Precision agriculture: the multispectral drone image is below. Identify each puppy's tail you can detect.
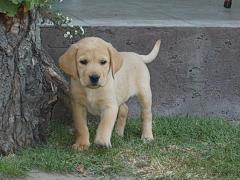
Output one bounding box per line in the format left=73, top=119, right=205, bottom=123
left=140, top=40, right=161, bottom=64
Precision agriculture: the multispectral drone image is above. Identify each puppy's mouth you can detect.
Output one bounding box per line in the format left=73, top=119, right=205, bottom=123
left=87, top=84, right=101, bottom=89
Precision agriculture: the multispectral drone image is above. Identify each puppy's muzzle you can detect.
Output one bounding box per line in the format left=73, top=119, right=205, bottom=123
left=89, top=74, right=100, bottom=85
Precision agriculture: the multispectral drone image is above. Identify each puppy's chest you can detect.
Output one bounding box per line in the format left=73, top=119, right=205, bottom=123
left=82, top=92, right=106, bottom=115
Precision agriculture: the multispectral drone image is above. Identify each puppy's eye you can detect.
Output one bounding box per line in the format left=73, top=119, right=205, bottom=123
left=100, top=60, right=107, bottom=65
left=80, top=59, right=88, bottom=65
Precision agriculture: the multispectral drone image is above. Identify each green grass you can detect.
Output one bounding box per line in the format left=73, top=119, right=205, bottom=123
left=0, top=116, right=240, bottom=179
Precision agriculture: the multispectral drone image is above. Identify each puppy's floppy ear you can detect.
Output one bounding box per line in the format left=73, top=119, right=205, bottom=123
left=58, top=44, right=78, bottom=79
left=108, top=45, right=123, bottom=78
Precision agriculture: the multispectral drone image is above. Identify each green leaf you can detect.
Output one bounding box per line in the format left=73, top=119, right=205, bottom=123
left=24, top=0, right=40, bottom=10
left=10, top=0, right=23, bottom=5
left=0, top=0, right=20, bottom=16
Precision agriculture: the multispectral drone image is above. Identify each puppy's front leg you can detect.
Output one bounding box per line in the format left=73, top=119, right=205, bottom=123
left=72, top=101, right=90, bottom=151
left=94, top=105, right=118, bottom=147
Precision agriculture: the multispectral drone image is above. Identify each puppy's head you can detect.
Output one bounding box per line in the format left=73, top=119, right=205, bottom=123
left=59, top=37, right=123, bottom=89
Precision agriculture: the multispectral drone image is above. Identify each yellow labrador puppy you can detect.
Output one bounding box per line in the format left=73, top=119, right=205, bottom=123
left=59, top=37, right=160, bottom=150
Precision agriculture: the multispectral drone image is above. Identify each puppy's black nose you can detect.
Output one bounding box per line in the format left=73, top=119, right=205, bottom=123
left=89, top=74, right=100, bottom=84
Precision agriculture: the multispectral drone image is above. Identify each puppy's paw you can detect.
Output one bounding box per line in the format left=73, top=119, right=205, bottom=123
left=115, top=127, right=124, bottom=137
left=141, top=133, right=154, bottom=142
left=72, top=142, right=90, bottom=151
left=94, top=137, right=112, bottom=148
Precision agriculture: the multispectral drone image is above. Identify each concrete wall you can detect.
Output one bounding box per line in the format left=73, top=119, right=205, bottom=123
left=41, top=27, right=240, bottom=120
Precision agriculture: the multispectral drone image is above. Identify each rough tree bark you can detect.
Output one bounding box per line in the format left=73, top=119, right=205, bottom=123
left=0, top=11, right=69, bottom=155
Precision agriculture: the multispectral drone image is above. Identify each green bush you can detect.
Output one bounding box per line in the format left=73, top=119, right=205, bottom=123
left=0, top=0, right=84, bottom=39
left=0, top=0, right=53, bottom=16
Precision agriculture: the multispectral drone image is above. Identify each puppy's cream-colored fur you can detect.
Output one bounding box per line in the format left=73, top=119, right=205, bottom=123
left=59, top=37, right=160, bottom=150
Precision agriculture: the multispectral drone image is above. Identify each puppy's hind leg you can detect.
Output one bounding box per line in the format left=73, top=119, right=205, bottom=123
left=137, top=86, right=154, bottom=141
left=115, top=103, right=128, bottom=137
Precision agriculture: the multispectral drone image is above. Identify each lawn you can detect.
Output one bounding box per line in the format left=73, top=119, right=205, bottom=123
left=0, top=116, right=240, bottom=179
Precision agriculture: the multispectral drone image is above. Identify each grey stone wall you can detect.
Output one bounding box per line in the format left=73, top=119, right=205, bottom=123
left=41, top=27, right=240, bottom=120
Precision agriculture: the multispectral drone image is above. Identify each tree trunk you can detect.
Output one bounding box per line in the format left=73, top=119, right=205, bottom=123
left=0, top=11, right=70, bottom=155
